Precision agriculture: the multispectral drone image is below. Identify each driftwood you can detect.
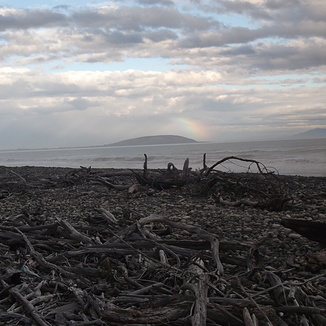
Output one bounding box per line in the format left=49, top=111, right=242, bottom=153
left=0, top=163, right=325, bottom=325
left=130, top=154, right=292, bottom=211
left=0, top=217, right=277, bottom=325
left=1, top=210, right=325, bottom=325
left=131, top=154, right=194, bottom=189
left=0, top=155, right=292, bottom=211
left=281, top=218, right=326, bottom=244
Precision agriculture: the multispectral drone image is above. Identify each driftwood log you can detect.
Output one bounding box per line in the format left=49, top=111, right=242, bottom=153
left=281, top=218, right=326, bottom=245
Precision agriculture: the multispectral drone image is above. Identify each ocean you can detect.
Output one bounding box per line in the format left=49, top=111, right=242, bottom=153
left=0, top=138, right=325, bottom=177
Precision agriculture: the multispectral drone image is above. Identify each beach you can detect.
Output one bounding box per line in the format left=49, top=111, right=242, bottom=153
left=0, top=165, right=325, bottom=325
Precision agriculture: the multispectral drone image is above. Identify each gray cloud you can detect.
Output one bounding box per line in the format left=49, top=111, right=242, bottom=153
left=0, top=2, right=325, bottom=72
left=268, top=107, right=326, bottom=124
left=200, top=0, right=316, bottom=22
left=72, top=6, right=217, bottom=31
left=0, top=8, right=67, bottom=31
left=137, top=0, right=175, bottom=6
left=0, top=1, right=325, bottom=149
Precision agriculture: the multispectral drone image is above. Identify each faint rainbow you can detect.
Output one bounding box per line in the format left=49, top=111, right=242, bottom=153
left=175, top=118, right=210, bottom=141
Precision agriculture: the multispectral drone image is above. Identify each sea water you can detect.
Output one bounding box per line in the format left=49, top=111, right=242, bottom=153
left=0, top=138, right=325, bottom=177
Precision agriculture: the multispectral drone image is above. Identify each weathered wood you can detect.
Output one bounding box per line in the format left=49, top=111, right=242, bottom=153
left=95, top=176, right=132, bottom=190
left=9, top=286, right=52, bottom=326
left=138, top=214, right=224, bottom=275
left=243, top=307, right=257, bottom=326
left=132, top=157, right=195, bottom=189
left=99, top=207, right=119, bottom=225
left=100, top=301, right=191, bottom=324
left=187, top=259, right=209, bottom=326
left=58, top=219, right=93, bottom=244
left=281, top=218, right=326, bottom=244
left=16, top=228, right=78, bottom=279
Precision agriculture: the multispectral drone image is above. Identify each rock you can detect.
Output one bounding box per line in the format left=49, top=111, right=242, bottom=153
left=288, top=233, right=301, bottom=239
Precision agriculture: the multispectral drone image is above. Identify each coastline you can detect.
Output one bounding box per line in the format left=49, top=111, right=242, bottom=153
left=1, top=165, right=325, bottom=325
left=1, top=138, right=325, bottom=177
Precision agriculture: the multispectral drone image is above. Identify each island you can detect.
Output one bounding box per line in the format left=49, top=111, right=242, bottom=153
left=292, top=128, right=326, bottom=139
left=108, top=135, right=198, bottom=146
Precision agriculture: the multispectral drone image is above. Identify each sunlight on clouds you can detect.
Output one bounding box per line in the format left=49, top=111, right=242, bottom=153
left=243, top=0, right=264, bottom=3
left=0, top=66, right=31, bottom=74
left=0, top=7, right=18, bottom=15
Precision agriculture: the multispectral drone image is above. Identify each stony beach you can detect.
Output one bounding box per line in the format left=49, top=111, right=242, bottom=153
left=0, top=165, right=325, bottom=325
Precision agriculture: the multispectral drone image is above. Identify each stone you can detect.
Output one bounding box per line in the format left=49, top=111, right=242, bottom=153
left=288, top=233, right=301, bottom=239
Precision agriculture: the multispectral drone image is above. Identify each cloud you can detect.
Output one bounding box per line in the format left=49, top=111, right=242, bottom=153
left=0, top=67, right=324, bottom=148
left=0, top=8, right=67, bottom=30
left=200, top=0, right=325, bottom=22
left=1, top=2, right=325, bottom=73
left=72, top=6, right=216, bottom=30
left=0, top=1, right=325, bottom=149
left=137, top=0, right=175, bottom=6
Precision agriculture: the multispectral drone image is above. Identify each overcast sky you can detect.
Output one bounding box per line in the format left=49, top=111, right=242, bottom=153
left=0, top=0, right=325, bottom=149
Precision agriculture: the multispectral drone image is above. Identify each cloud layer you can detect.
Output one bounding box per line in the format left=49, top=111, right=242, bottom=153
left=0, top=0, right=325, bottom=149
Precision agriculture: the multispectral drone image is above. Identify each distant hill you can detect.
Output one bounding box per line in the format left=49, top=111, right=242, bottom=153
left=109, top=135, right=198, bottom=146
left=292, top=128, right=326, bottom=139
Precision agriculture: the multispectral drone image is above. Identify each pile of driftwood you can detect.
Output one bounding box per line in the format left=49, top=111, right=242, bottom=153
left=130, top=155, right=292, bottom=211
left=1, top=210, right=326, bottom=325
left=0, top=157, right=325, bottom=325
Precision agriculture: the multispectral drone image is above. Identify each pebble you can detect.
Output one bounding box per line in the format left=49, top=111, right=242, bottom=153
left=271, top=238, right=281, bottom=245
left=180, top=230, right=190, bottom=236
left=288, top=233, right=301, bottom=239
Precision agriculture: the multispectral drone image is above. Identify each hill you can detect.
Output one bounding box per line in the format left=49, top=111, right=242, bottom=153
left=109, top=135, right=198, bottom=146
left=292, top=128, right=326, bottom=139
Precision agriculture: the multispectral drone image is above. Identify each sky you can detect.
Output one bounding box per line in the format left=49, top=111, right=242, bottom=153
left=0, top=0, right=325, bottom=149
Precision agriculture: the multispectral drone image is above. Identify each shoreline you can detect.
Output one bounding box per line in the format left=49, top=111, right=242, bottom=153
left=1, top=164, right=326, bottom=177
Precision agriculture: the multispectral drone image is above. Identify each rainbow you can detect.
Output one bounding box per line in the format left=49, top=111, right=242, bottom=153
left=175, top=118, right=211, bottom=141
